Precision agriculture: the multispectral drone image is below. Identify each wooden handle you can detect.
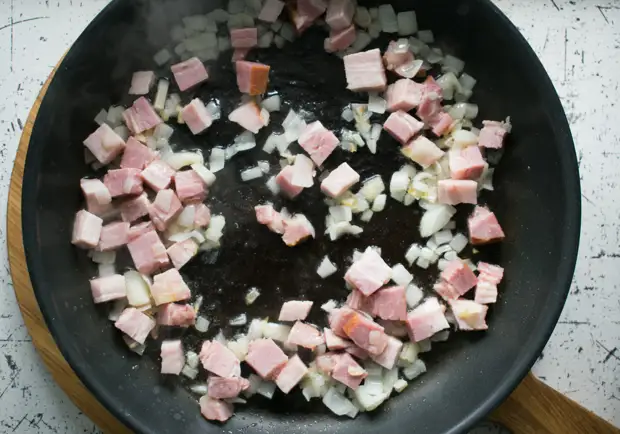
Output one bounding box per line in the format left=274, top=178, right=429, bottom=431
left=491, top=373, right=619, bottom=433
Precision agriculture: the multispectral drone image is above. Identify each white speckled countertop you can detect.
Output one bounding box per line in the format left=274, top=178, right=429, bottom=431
left=0, top=0, right=618, bottom=432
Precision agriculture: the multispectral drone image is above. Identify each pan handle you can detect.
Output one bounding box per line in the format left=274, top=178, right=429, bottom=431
left=490, top=373, right=619, bottom=433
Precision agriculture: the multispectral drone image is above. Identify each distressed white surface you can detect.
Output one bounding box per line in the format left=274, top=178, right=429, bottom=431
left=0, top=0, right=618, bottom=432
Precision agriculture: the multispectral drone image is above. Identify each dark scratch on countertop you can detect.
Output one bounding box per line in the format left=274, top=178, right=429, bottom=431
left=591, top=250, right=620, bottom=259
left=563, top=28, right=568, bottom=82
left=558, top=320, right=591, bottom=326
left=0, top=16, right=50, bottom=32
left=10, top=413, right=29, bottom=433
left=594, top=339, right=620, bottom=363
left=603, top=347, right=618, bottom=364
left=550, top=0, right=561, bottom=11
left=596, top=5, right=610, bottom=24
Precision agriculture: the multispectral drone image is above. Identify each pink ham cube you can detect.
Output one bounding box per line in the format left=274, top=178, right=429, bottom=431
left=127, top=230, right=170, bottom=275
left=343, top=49, right=387, bottom=92
left=325, top=0, right=354, bottom=31
left=345, top=345, right=369, bottom=360
left=120, top=137, right=156, bottom=170
left=331, top=353, right=367, bottom=390
left=148, top=189, right=183, bottom=231
left=376, top=319, right=408, bottom=338
left=174, top=169, right=208, bottom=204
left=200, top=340, right=241, bottom=378
left=440, top=260, right=477, bottom=296
left=292, top=0, right=326, bottom=31
left=402, top=136, right=445, bottom=168
left=129, top=71, right=155, bottom=95
left=199, top=396, right=234, bottom=422
left=150, top=268, right=191, bottom=306
left=275, top=166, right=304, bottom=199
left=127, top=221, right=155, bottom=242
left=344, top=248, right=392, bottom=296
left=255, top=204, right=285, bottom=234
left=449, top=146, right=486, bottom=180
left=97, top=221, right=130, bottom=251
left=342, top=312, right=389, bottom=355
left=120, top=193, right=150, bottom=223
left=115, top=307, right=156, bottom=344
left=385, top=79, right=425, bottom=112
left=123, top=97, right=162, bottom=134
left=433, top=281, right=460, bottom=301
left=282, top=214, right=315, bottom=246
left=83, top=123, right=126, bottom=164
left=104, top=168, right=144, bottom=197
left=141, top=159, right=176, bottom=192
left=286, top=321, right=323, bottom=350
left=370, top=335, right=403, bottom=369
left=279, top=300, right=313, bottom=321
left=474, top=280, right=498, bottom=304
left=437, top=179, right=478, bottom=205
left=328, top=307, right=356, bottom=337
left=166, top=238, right=199, bottom=270
left=157, top=302, right=196, bottom=327
left=323, top=328, right=349, bottom=350
left=298, top=121, right=339, bottom=166
left=478, top=120, right=509, bottom=149
left=383, top=111, right=424, bottom=144
left=370, top=285, right=407, bottom=321
left=345, top=289, right=372, bottom=313
left=245, top=338, right=288, bottom=379
left=477, top=262, right=504, bottom=284
left=171, top=57, right=209, bottom=91
left=80, top=178, right=112, bottom=210
left=320, top=162, right=360, bottom=198
left=161, top=340, right=184, bottom=375
left=429, top=112, right=453, bottom=136
left=405, top=298, right=449, bottom=342
left=72, top=210, right=103, bottom=249
left=208, top=376, right=250, bottom=399
left=228, top=101, right=268, bottom=133
left=230, top=28, right=258, bottom=48
left=235, top=61, right=270, bottom=95
left=449, top=299, right=489, bottom=331
left=181, top=99, right=213, bottom=135
left=324, top=25, right=356, bottom=52
left=275, top=355, right=308, bottom=394
left=90, top=274, right=126, bottom=303
left=258, top=0, right=285, bottom=22
left=468, top=206, right=505, bottom=245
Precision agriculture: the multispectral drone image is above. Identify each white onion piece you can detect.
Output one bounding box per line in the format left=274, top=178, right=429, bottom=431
left=396, top=10, right=417, bottom=35
left=282, top=109, right=307, bottom=143
left=124, top=271, right=151, bottom=307
left=444, top=250, right=459, bottom=262
left=406, top=284, right=424, bottom=308
left=442, top=54, right=465, bottom=75
left=368, top=94, right=386, bottom=114
left=402, top=359, right=427, bottom=380
left=154, top=79, right=169, bottom=111
left=245, top=287, right=261, bottom=305
left=247, top=319, right=266, bottom=341
left=209, top=147, right=226, bottom=173
left=359, top=176, right=384, bottom=202
left=459, top=73, right=477, bottom=91
left=329, top=205, right=353, bottom=223
left=354, top=7, right=371, bottom=27
left=227, top=336, right=250, bottom=360
left=189, top=383, right=209, bottom=395
left=106, top=105, right=124, bottom=127
left=355, top=384, right=388, bottom=412
left=195, top=316, right=210, bottom=332
left=265, top=176, right=280, bottom=195
left=368, top=22, right=381, bottom=39
left=420, top=247, right=434, bottom=261
left=432, top=229, right=453, bottom=246
left=258, top=31, right=274, bottom=48
left=229, top=314, right=247, bottom=326
left=182, top=365, right=199, bottom=379
left=449, top=233, right=468, bottom=253
left=205, top=215, right=225, bottom=245
left=206, top=100, right=221, bottom=120
left=244, top=374, right=262, bottom=397
left=274, top=34, right=285, bottom=48
left=418, top=339, right=432, bottom=353
left=113, top=125, right=130, bottom=141
left=452, top=129, right=479, bottom=147
left=417, top=29, right=434, bottom=43
left=257, top=381, right=277, bottom=399
left=91, top=250, right=115, bottom=264
left=108, top=299, right=127, bottom=322
left=323, top=387, right=358, bottom=418
left=360, top=210, right=373, bottom=222
left=153, top=48, right=171, bottom=65
left=431, top=330, right=450, bottom=342
left=371, top=194, right=386, bottom=212
left=241, top=166, right=263, bottom=181
left=390, top=171, right=410, bottom=202
left=164, top=151, right=203, bottom=170
left=94, top=109, right=107, bottom=126
left=262, top=323, right=291, bottom=342
left=279, top=22, right=295, bottom=42
left=416, top=257, right=430, bottom=269
left=391, top=263, right=413, bottom=286
left=341, top=107, right=354, bottom=122
left=383, top=367, right=399, bottom=393
left=213, top=329, right=226, bottom=344
left=350, top=31, right=371, bottom=52
left=395, top=59, right=423, bottom=79
left=177, top=206, right=196, bottom=228
left=378, top=5, right=398, bottom=33
left=399, top=342, right=419, bottom=366
left=261, top=95, right=281, bottom=112
left=394, top=379, right=408, bottom=392
left=327, top=222, right=363, bottom=241
left=186, top=351, right=200, bottom=369
left=190, top=163, right=216, bottom=186
left=321, top=300, right=338, bottom=313
left=419, top=205, right=456, bottom=238
left=98, top=263, right=115, bottom=278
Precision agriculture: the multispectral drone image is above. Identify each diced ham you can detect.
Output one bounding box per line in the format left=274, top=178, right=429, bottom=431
left=385, top=79, right=425, bottom=112
left=429, top=112, right=453, bottom=136
left=80, top=178, right=112, bottom=210
left=344, top=248, right=392, bottom=296
left=402, top=135, right=445, bottom=168
left=323, top=328, right=349, bottom=350
left=324, top=25, right=356, bottom=52
left=141, top=159, right=176, bottom=192
left=383, top=40, right=415, bottom=72
left=468, top=206, right=505, bottom=245
left=343, top=49, right=387, bottom=92
left=115, top=307, right=156, bottom=344
left=171, top=57, right=209, bottom=91
left=449, top=146, right=486, bottom=180
left=275, top=355, right=308, bottom=393
left=129, top=71, right=155, bottom=95
left=328, top=307, right=356, bottom=337
left=298, top=121, right=339, bottom=166
left=331, top=353, right=367, bottom=390
left=193, top=203, right=212, bottom=228
left=416, top=78, right=443, bottom=122
left=279, top=300, right=313, bottom=321
left=245, top=338, right=288, bottom=379
left=90, top=274, right=126, bottom=303
left=320, top=162, right=360, bottom=198
left=127, top=230, right=170, bottom=275
left=294, top=0, right=327, bottom=31
left=161, top=340, right=184, bottom=375
left=315, top=353, right=339, bottom=374
left=477, top=262, right=504, bottom=285
left=437, top=179, right=478, bottom=205
left=433, top=280, right=460, bottom=301
left=166, top=238, right=199, bottom=269
left=286, top=321, right=323, bottom=349
left=200, top=340, right=241, bottom=378
left=440, top=260, right=477, bottom=295
left=405, top=298, right=449, bottom=342
left=370, top=335, right=403, bottom=369
left=282, top=214, right=315, bottom=246
left=474, top=280, right=498, bottom=304
left=151, top=268, right=191, bottom=306
left=97, top=221, right=130, bottom=251
left=228, top=101, right=268, bottom=133
left=199, top=396, right=234, bottom=422
left=478, top=120, right=509, bottom=149
left=275, top=166, right=304, bottom=199
left=291, top=154, right=315, bottom=188
left=345, top=345, right=369, bottom=360
left=181, top=99, right=213, bottom=135
left=230, top=28, right=258, bottom=48
left=342, top=312, right=389, bottom=355
left=120, top=193, right=150, bottom=223
left=148, top=189, right=183, bottom=231
left=383, top=110, right=424, bottom=144
left=376, top=319, right=408, bottom=338
left=345, top=289, right=372, bottom=313
left=72, top=210, right=103, bottom=249
left=236, top=61, right=270, bottom=96
left=83, top=123, right=126, bottom=165
left=255, top=204, right=285, bottom=234
left=258, top=0, right=285, bottom=22
left=174, top=169, right=208, bottom=203
left=449, top=299, right=489, bottom=331
left=127, top=221, right=154, bottom=242
left=104, top=168, right=144, bottom=197
left=120, top=137, right=156, bottom=170
left=122, top=96, right=162, bottom=134
left=370, top=285, right=407, bottom=320
left=208, top=376, right=250, bottom=399
left=325, top=0, right=354, bottom=31
left=157, top=302, right=196, bottom=327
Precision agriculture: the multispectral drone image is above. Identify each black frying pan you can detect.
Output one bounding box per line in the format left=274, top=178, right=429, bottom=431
left=21, top=0, right=580, bottom=432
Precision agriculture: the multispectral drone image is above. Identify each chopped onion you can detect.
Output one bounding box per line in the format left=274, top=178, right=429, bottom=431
left=406, top=284, right=424, bottom=307
left=396, top=10, right=417, bottom=35
left=213, top=329, right=226, bottom=344
left=241, top=166, right=263, bottom=181
left=164, top=151, right=203, bottom=170
left=282, top=109, right=307, bottom=143
left=391, top=263, right=413, bottom=286
left=395, top=59, right=423, bottom=79
left=153, top=48, right=172, bottom=65
left=419, top=205, right=456, bottom=238
left=190, top=383, right=209, bottom=395
left=368, top=94, right=386, bottom=114
left=321, top=300, right=338, bottom=313
left=371, top=194, right=386, bottom=212
left=229, top=314, right=247, bottom=326
left=323, top=387, right=358, bottom=417
left=247, top=319, right=266, bottom=341
left=394, top=379, right=408, bottom=392
left=108, top=299, right=127, bottom=321
left=360, top=210, right=373, bottom=222
left=261, top=95, right=281, bottom=112
left=91, top=250, right=115, bottom=264
left=257, top=381, right=277, bottom=399
left=341, top=106, right=354, bottom=122
left=459, top=73, right=477, bottom=91
left=279, top=22, right=295, bottom=42
left=123, top=335, right=146, bottom=355
left=227, top=335, right=250, bottom=360
left=209, top=147, right=226, bottom=172
left=350, top=31, right=371, bottom=52
left=449, top=233, right=468, bottom=253
left=206, top=100, right=221, bottom=120
left=432, top=229, right=453, bottom=246
left=452, top=129, right=479, bottom=148
left=383, top=367, right=399, bottom=393
left=154, top=79, right=169, bottom=111
left=195, top=315, right=210, bottom=332
left=265, top=176, right=280, bottom=195
left=263, top=323, right=291, bottom=342
left=402, top=359, right=427, bottom=380
left=354, top=384, right=389, bottom=411
left=442, top=54, right=465, bottom=75
left=354, top=7, right=371, bottom=27
left=398, top=342, right=419, bottom=366
left=329, top=205, right=353, bottom=223
left=444, top=250, right=459, bottom=262
left=190, top=163, right=216, bottom=186
left=205, top=215, right=225, bottom=246
left=258, top=31, right=274, bottom=48
left=262, top=133, right=284, bottom=154
left=416, top=257, right=430, bottom=269
left=177, top=206, right=196, bottom=229
left=390, top=171, right=410, bottom=202
left=186, top=351, right=200, bottom=369
left=327, top=222, right=363, bottom=241
left=274, top=34, right=285, bottom=48
left=405, top=243, right=422, bottom=265
left=94, top=109, right=107, bottom=126
left=113, top=125, right=130, bottom=141
left=124, top=271, right=151, bottom=307
left=418, top=339, right=432, bottom=353
left=245, top=287, right=261, bottom=305
left=98, top=263, right=115, bottom=278
left=359, top=176, right=384, bottom=202
left=182, top=365, right=199, bottom=379
left=420, top=247, right=434, bottom=261
left=431, top=330, right=450, bottom=342
left=245, top=374, right=263, bottom=397
left=378, top=4, right=398, bottom=33
left=417, top=29, right=434, bottom=43
left=257, top=161, right=270, bottom=173
left=368, top=22, right=381, bottom=39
